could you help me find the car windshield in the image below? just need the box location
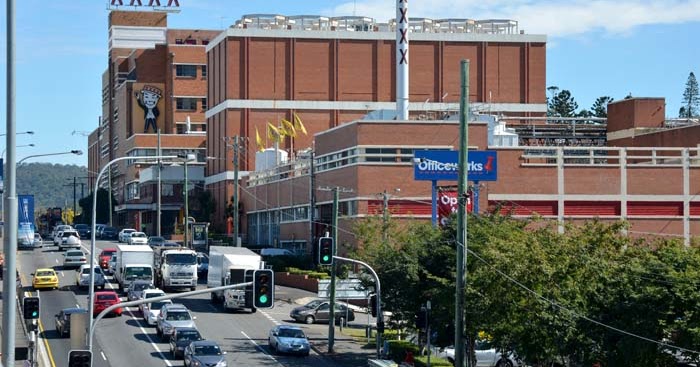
[166,311,190,321]
[132,233,146,238]
[150,301,169,310]
[145,292,165,299]
[149,237,164,243]
[194,345,221,356]
[63,232,78,237]
[81,268,101,275]
[36,271,54,277]
[278,329,306,339]
[133,283,152,291]
[101,250,115,257]
[165,253,196,265]
[178,331,201,341]
[197,256,208,265]
[125,267,152,279]
[67,251,83,257]
[97,294,117,301]
[305,300,323,308]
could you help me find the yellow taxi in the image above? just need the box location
[32,268,59,290]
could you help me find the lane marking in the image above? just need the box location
[241,331,278,362]
[101,351,107,361]
[55,259,59,264]
[126,308,173,366]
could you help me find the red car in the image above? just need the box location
[93,291,122,317]
[99,248,117,272]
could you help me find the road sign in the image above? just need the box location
[318,279,369,299]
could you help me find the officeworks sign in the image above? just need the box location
[413,150,497,181]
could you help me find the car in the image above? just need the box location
[268,325,310,356]
[63,249,88,268]
[127,279,154,301]
[156,303,197,340]
[33,233,43,248]
[51,225,72,241]
[95,224,106,239]
[142,299,172,326]
[32,268,59,290]
[98,248,117,272]
[147,236,166,248]
[54,308,88,337]
[101,226,118,240]
[118,228,136,243]
[290,299,356,325]
[438,340,521,367]
[108,254,118,274]
[169,327,203,358]
[74,224,90,238]
[128,232,148,245]
[57,230,81,251]
[183,340,227,367]
[76,264,106,290]
[93,291,122,317]
[196,252,208,275]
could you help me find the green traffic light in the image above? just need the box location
[32,311,38,317]
[323,255,330,261]
[259,295,268,304]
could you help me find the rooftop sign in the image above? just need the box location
[108,0,180,10]
[413,150,498,181]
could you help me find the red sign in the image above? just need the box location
[437,189,472,227]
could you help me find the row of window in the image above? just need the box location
[176,97,207,111]
[315,147,418,172]
[125,148,206,166]
[175,65,207,78]
[175,38,209,45]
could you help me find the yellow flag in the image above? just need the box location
[293,113,308,136]
[281,119,296,138]
[267,122,281,143]
[255,127,265,152]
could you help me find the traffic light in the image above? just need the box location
[415,307,428,329]
[318,237,334,265]
[68,350,92,367]
[370,294,378,317]
[23,296,40,320]
[253,269,274,309]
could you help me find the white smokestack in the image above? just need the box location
[396,0,409,120]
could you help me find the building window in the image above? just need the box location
[176,65,197,78]
[185,38,197,45]
[201,98,208,111]
[175,39,184,45]
[202,39,210,45]
[126,182,140,201]
[176,98,197,111]
[201,65,207,78]
[162,184,174,197]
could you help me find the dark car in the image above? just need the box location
[55,308,88,337]
[101,227,118,240]
[184,340,227,367]
[169,327,203,359]
[74,224,90,238]
[290,299,355,325]
[147,236,166,248]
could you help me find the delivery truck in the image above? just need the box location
[207,246,262,313]
[115,245,154,292]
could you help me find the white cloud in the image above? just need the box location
[323,0,700,37]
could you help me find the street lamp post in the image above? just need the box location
[0,130,33,137]
[175,153,196,248]
[17,150,82,165]
[1,143,34,158]
[88,154,181,351]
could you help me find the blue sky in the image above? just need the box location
[0,0,699,166]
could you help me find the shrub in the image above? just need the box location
[386,340,419,363]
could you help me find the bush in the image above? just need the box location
[415,356,453,367]
[283,267,330,280]
[386,340,419,363]
[265,255,314,272]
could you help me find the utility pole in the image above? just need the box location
[64,177,78,219]
[184,158,189,248]
[382,190,389,241]
[455,59,470,367]
[309,149,316,252]
[108,165,113,227]
[157,129,162,236]
[224,136,245,247]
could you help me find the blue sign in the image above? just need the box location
[413,150,497,181]
[18,195,35,231]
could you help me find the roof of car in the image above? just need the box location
[143,288,164,294]
[95,290,119,295]
[130,279,152,285]
[61,308,88,314]
[276,325,303,331]
[189,340,218,347]
[163,303,188,311]
[174,326,199,332]
[102,248,118,252]
[78,264,99,269]
[35,268,56,273]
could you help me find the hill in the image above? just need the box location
[15,162,88,211]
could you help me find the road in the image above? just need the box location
[17,238,365,367]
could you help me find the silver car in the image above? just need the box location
[142,299,172,326]
[156,304,197,341]
[63,249,87,268]
[127,280,154,301]
[75,264,106,290]
[268,325,310,356]
[184,340,227,367]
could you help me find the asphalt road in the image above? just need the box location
[17,239,366,367]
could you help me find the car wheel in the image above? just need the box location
[270,342,277,355]
[496,360,513,367]
[305,315,315,324]
[303,351,310,357]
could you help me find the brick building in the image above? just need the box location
[88,10,219,234]
[205,14,547,231]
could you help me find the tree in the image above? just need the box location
[546,86,560,117]
[681,72,699,117]
[76,188,116,225]
[591,96,614,118]
[548,89,579,120]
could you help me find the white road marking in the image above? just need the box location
[100,351,107,361]
[241,331,278,362]
[60,272,64,277]
[55,259,59,264]
[76,304,80,308]
[127,309,173,366]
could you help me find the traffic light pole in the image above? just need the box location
[333,256,383,359]
[327,187,339,353]
[89,282,252,351]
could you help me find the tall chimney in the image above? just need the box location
[396,0,409,120]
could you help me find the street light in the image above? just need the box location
[0,130,33,137]
[18,149,82,165]
[1,143,34,158]
[88,154,181,351]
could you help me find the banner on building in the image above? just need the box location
[132,83,166,134]
[414,150,497,181]
[437,187,472,227]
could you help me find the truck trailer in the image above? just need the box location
[115,245,154,292]
[207,246,262,313]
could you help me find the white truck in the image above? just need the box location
[207,246,262,313]
[154,247,198,292]
[115,245,154,292]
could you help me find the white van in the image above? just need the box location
[260,248,295,257]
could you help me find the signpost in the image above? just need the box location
[413,150,497,225]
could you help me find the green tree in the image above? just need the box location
[548,89,579,120]
[591,96,614,118]
[681,72,699,117]
[76,188,116,225]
